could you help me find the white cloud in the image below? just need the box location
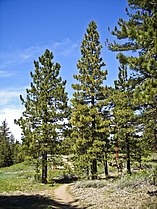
[0,106,23,142]
[51,39,79,57]
[0,87,24,107]
[0,39,79,70]
[0,70,15,78]
[0,46,43,69]
[19,46,43,61]
[0,87,26,141]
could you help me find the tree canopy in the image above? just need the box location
[9,0,157,182]
[15,49,68,183]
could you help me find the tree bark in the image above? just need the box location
[126,134,131,174]
[91,158,97,179]
[41,151,47,184]
[104,152,108,178]
[91,95,97,179]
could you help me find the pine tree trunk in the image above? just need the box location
[104,152,108,178]
[126,134,131,174]
[86,166,90,179]
[91,95,97,179]
[41,151,47,184]
[91,159,97,179]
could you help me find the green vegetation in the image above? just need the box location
[0,162,73,209]
[0,162,49,193]
[0,161,72,194]
[105,0,157,176]
[0,120,22,169]
[73,163,157,208]
[71,20,110,179]
[1,0,156,208]
[0,157,156,208]
[0,0,155,186]
[15,49,69,184]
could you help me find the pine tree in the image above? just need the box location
[71,21,109,179]
[109,0,157,100]
[12,140,23,164]
[15,49,68,183]
[0,120,13,168]
[111,65,137,174]
[107,0,157,156]
[140,104,157,152]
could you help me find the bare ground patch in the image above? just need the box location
[70,179,157,209]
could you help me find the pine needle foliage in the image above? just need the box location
[107,0,157,162]
[71,21,110,179]
[0,120,13,168]
[15,49,68,183]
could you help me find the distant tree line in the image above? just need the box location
[0,120,22,168]
[14,0,157,183]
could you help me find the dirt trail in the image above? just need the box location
[53,183,82,208]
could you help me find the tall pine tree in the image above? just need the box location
[108,0,157,102]
[107,0,157,155]
[71,21,109,179]
[16,49,68,183]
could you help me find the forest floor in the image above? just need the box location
[0,184,83,209]
[70,175,157,209]
[0,179,157,209]
[0,160,157,209]
[0,161,83,209]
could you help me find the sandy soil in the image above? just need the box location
[53,184,83,209]
[0,184,83,209]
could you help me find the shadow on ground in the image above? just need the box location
[54,175,78,184]
[0,194,84,209]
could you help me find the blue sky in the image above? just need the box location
[0,0,128,141]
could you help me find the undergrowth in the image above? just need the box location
[75,179,108,188]
[72,168,157,209]
[0,162,58,193]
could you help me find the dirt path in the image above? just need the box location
[0,185,83,209]
[53,184,82,208]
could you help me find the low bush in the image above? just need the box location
[75,179,107,188]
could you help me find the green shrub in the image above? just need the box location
[75,180,107,188]
[34,172,41,183]
[115,170,154,190]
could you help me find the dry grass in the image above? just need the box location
[70,171,157,209]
